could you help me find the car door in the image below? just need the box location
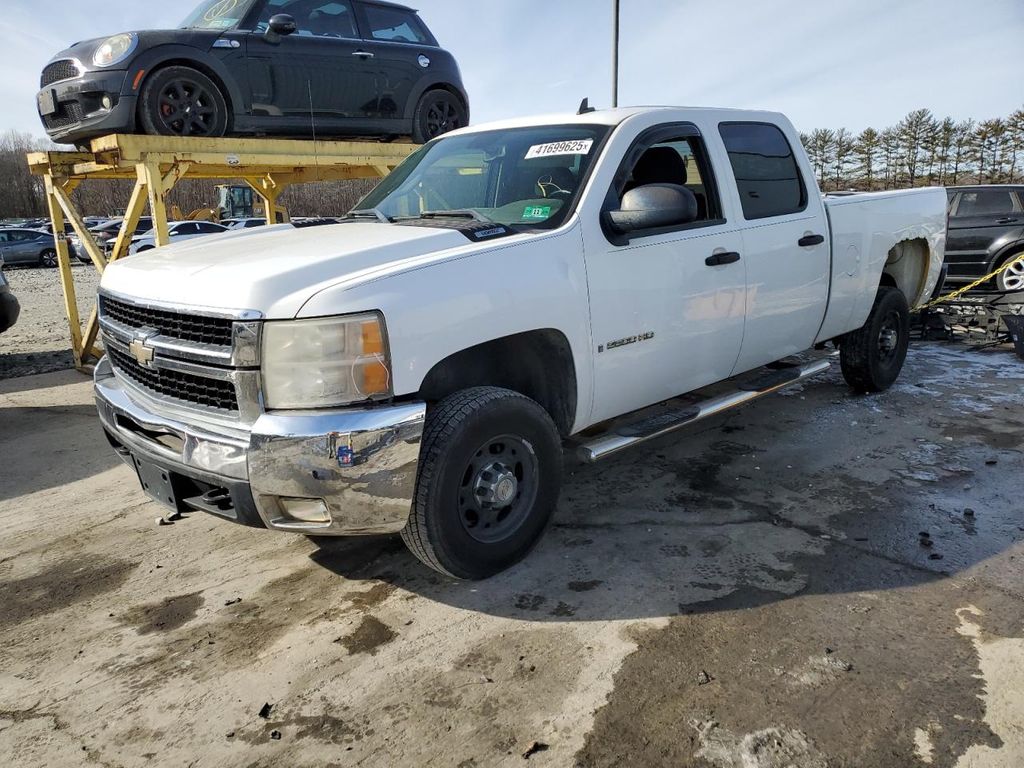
[246,0,379,124]
[585,125,747,424]
[945,188,1023,283]
[353,2,432,122]
[7,231,46,264]
[717,121,830,373]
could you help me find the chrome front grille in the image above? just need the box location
[41,59,79,87]
[97,292,263,422]
[108,345,238,412]
[101,295,235,347]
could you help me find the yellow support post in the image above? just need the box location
[51,182,107,273]
[43,176,84,367]
[247,175,288,224]
[141,161,171,247]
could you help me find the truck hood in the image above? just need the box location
[100,222,470,318]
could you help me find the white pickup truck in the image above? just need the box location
[94,106,946,578]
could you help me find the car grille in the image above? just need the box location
[42,101,84,130]
[108,346,238,413]
[101,296,235,347]
[41,59,79,87]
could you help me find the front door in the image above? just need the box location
[945,187,1024,283]
[717,121,830,373]
[246,0,378,124]
[586,129,747,424]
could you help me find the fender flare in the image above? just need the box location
[119,45,247,119]
[402,75,469,121]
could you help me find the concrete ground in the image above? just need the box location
[0,342,1022,768]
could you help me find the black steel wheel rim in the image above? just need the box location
[877,309,901,361]
[457,434,539,544]
[157,78,218,137]
[424,98,460,139]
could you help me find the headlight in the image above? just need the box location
[262,313,391,410]
[92,33,137,68]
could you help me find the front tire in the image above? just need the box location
[401,387,562,579]
[411,89,467,144]
[840,285,910,393]
[138,66,228,138]
[39,248,58,268]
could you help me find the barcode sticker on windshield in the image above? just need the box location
[525,139,594,160]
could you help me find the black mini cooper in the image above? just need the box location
[37,0,469,146]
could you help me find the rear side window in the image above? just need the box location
[363,5,428,43]
[719,122,807,219]
[955,190,1018,216]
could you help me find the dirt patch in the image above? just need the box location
[121,592,204,634]
[335,616,398,656]
[0,555,136,628]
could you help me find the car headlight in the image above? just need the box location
[262,313,391,410]
[92,33,138,68]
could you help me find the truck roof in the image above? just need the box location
[448,105,791,137]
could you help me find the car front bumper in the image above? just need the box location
[38,70,135,144]
[0,288,20,333]
[94,356,426,535]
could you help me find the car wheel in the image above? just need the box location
[39,248,58,268]
[400,387,562,579]
[411,89,467,144]
[839,285,910,393]
[139,66,229,138]
[995,252,1024,293]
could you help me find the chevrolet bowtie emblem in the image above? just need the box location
[128,338,155,367]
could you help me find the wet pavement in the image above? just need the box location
[0,341,1021,767]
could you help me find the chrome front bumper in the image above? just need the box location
[94,356,426,535]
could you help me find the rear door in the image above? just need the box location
[717,121,830,373]
[586,124,747,424]
[945,188,1023,283]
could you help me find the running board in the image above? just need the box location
[576,358,831,462]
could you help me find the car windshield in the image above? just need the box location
[353,125,610,229]
[180,0,259,30]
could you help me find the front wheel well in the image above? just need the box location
[417,330,577,436]
[136,60,235,123]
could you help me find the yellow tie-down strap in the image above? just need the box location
[915,251,1024,311]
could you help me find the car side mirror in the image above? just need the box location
[606,183,698,235]
[265,13,297,41]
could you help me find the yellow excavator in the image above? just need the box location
[170,185,288,224]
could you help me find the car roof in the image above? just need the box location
[361,0,418,12]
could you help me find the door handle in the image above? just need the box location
[798,234,825,247]
[352,50,375,58]
[996,218,1018,224]
[705,251,741,266]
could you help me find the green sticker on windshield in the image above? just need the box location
[522,205,552,221]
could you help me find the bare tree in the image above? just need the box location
[897,108,935,187]
[832,128,855,190]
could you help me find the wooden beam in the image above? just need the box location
[141,161,171,247]
[51,182,107,273]
[43,176,84,368]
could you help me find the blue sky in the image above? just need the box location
[4,0,1022,139]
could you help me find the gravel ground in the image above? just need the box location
[1,343,1022,767]
[0,263,100,379]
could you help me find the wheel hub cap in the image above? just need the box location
[474,462,518,507]
[879,327,898,353]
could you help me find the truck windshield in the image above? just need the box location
[180,0,259,30]
[353,125,610,229]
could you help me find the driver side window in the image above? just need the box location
[257,0,358,38]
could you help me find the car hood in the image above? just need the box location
[51,30,223,71]
[100,222,474,318]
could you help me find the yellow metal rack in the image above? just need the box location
[27,133,415,370]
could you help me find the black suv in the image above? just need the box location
[37,0,468,146]
[945,185,1024,293]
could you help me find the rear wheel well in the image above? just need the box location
[415,83,467,112]
[417,330,577,436]
[882,237,929,299]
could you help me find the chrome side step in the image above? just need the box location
[576,358,831,463]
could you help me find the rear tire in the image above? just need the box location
[39,248,58,268]
[840,285,910,393]
[411,89,467,144]
[995,251,1024,293]
[138,66,228,138]
[401,387,562,579]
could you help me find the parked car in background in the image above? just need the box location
[128,221,229,254]
[945,185,1024,292]
[0,228,66,268]
[0,257,19,333]
[37,0,469,147]
[74,217,154,261]
[224,217,267,230]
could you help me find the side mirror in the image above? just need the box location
[606,183,698,235]
[265,13,297,41]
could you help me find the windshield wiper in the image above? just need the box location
[345,208,393,223]
[396,209,495,224]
